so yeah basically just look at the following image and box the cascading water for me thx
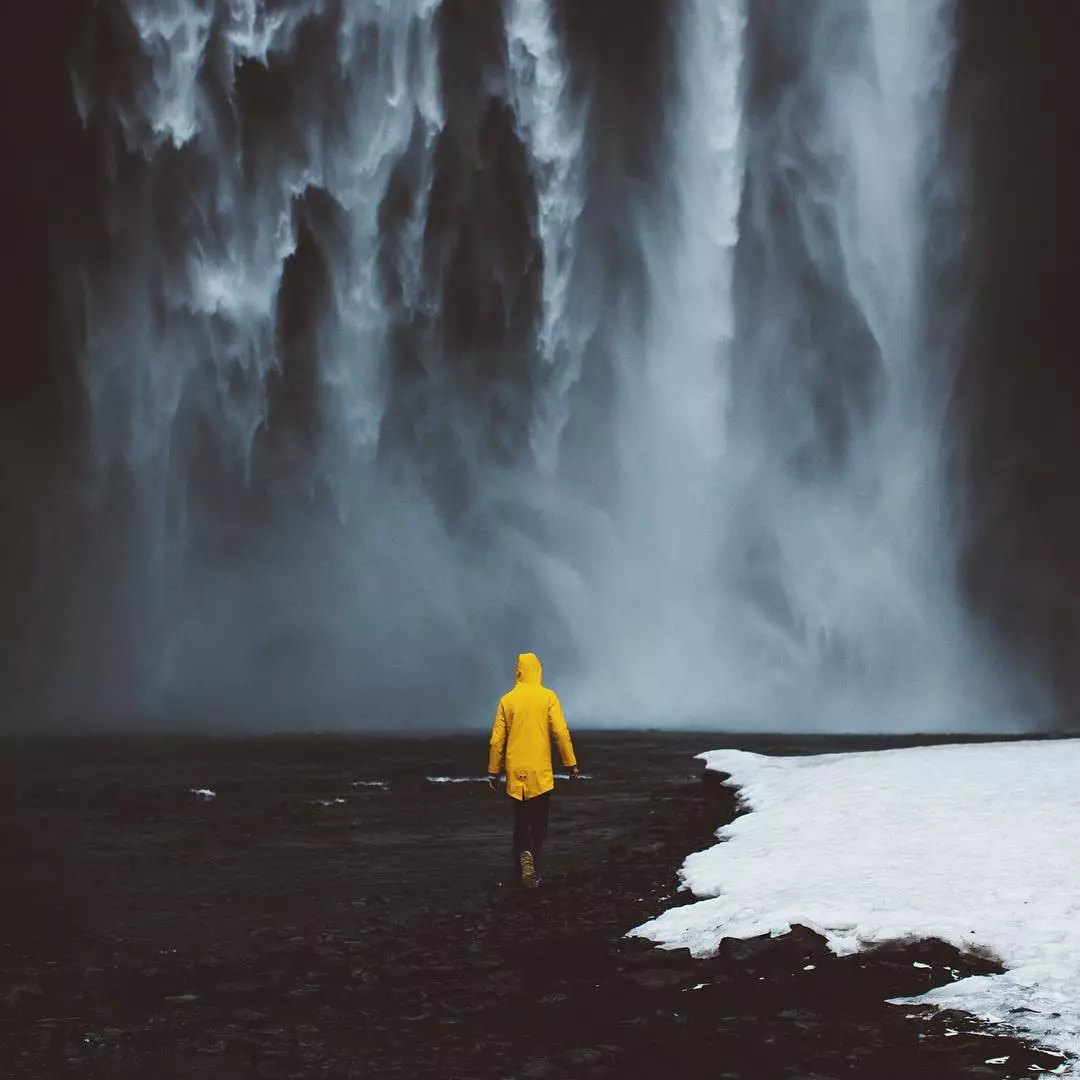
[504,0,585,475]
[63,0,1010,730]
[573,0,748,722]
[710,0,991,728]
[75,0,442,497]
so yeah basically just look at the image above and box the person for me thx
[487,652,579,888]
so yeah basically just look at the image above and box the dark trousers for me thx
[511,791,551,866]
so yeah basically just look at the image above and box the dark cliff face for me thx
[1,0,1079,729]
[949,0,1080,721]
[0,0,96,709]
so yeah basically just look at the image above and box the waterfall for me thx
[61,0,1009,730]
[569,0,748,721]
[504,0,586,475]
[72,0,448,716]
[711,0,988,727]
[77,0,442,507]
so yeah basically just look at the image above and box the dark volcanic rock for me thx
[623,967,691,991]
[0,732,1064,1080]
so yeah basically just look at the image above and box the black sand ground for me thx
[0,732,1069,1079]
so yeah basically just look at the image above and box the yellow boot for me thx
[519,849,538,889]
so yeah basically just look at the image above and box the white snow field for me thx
[631,740,1080,1071]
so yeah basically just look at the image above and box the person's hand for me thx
[569,766,581,780]
[488,774,500,792]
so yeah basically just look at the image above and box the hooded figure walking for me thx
[488,653,579,888]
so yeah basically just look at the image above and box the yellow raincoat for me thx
[488,653,577,801]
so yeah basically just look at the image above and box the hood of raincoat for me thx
[515,653,542,685]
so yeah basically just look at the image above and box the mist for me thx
[2,0,1074,733]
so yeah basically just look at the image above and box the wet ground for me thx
[0,731,1069,1079]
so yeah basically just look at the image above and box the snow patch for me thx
[631,740,1080,1072]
